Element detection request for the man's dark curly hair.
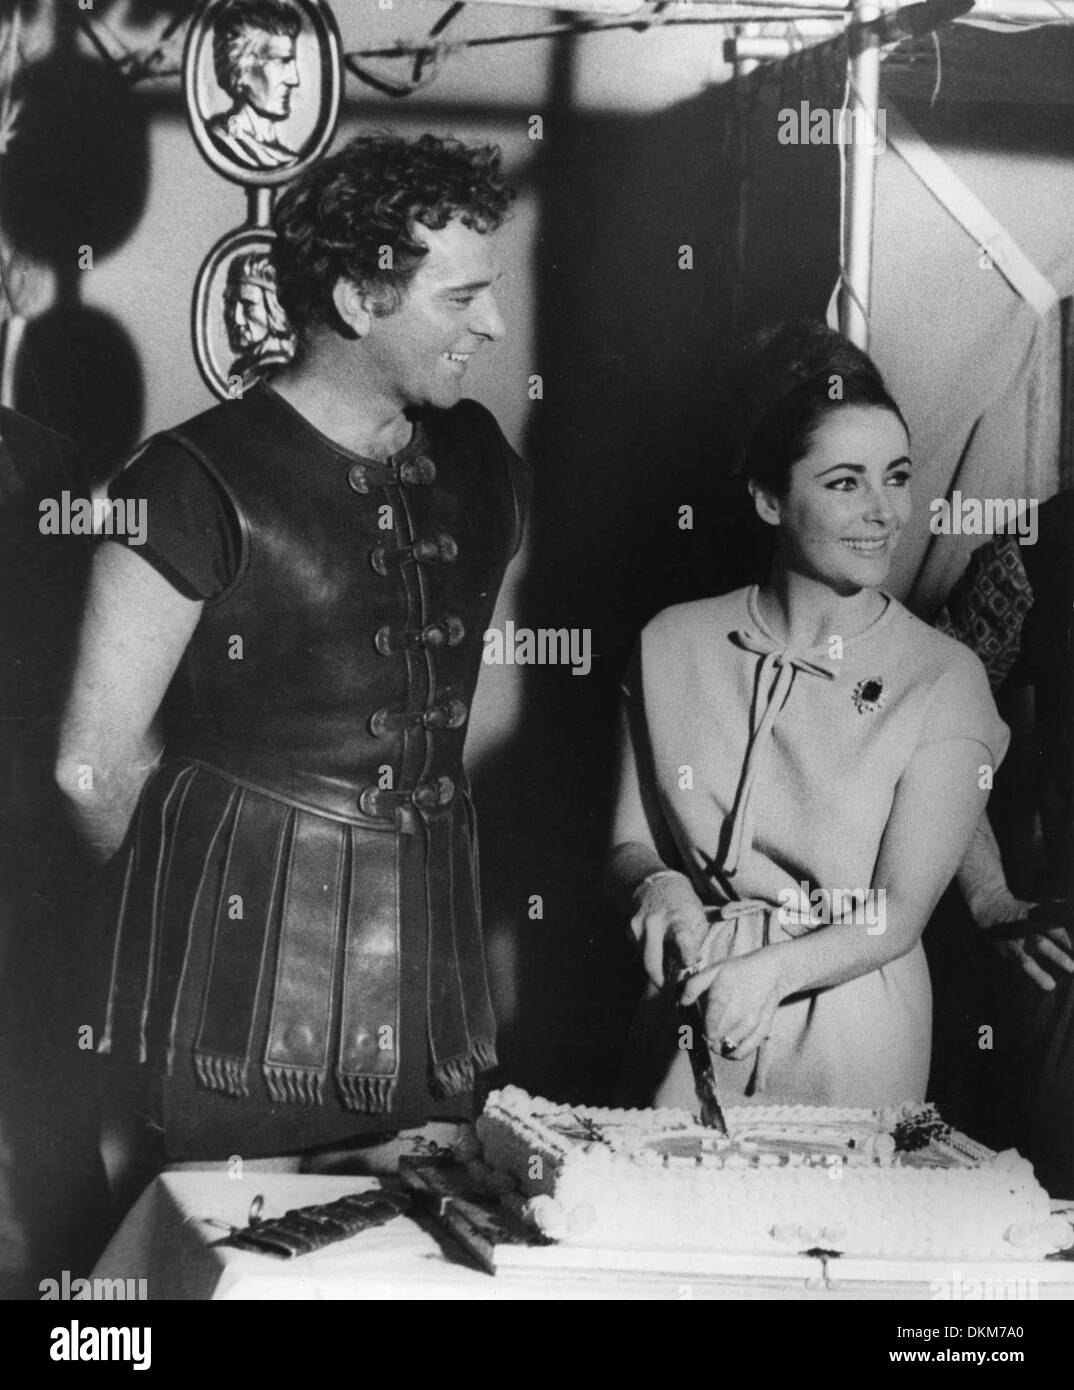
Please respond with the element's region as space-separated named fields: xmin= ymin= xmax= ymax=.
xmin=271 ymin=132 xmax=515 ymax=340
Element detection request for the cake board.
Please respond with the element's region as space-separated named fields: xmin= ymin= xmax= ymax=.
xmin=400 ymin=1157 xmax=824 ymax=1286
xmin=400 ymin=1160 xmax=1074 ymax=1296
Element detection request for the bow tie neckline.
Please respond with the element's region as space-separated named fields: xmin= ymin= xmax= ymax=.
xmin=716 ymin=588 xmax=893 ymax=881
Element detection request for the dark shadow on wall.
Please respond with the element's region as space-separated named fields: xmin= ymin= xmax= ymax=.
xmin=0 ymin=10 xmax=152 ymax=1294
xmin=474 ymin=69 xmax=841 ymax=1105
xmin=0 ymin=410 xmax=110 ymax=1299
xmin=2 ymin=23 xmax=149 ymax=480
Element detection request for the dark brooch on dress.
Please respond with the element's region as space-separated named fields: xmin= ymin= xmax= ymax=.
xmin=852 ymin=676 xmax=885 ymax=714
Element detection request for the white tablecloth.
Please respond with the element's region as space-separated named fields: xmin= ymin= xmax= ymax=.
xmin=92 ymin=1172 xmax=1074 ymax=1300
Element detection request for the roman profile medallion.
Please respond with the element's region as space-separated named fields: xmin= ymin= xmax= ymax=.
xmin=852 ymin=676 xmax=885 ymax=715
xmin=183 ymin=0 xmax=343 ymax=188
xmin=193 ymin=226 xmax=297 ymax=400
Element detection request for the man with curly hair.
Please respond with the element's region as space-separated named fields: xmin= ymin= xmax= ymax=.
xmin=206 ymin=0 xmax=302 ymax=172
xmin=57 ymin=133 xmax=527 ymax=1168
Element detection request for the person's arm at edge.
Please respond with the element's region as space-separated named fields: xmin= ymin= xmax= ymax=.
xmin=957 ymin=811 xmax=1074 ymax=990
xmin=55 ymin=542 xmax=203 ymax=864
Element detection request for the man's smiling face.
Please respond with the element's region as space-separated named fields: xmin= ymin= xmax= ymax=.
xmin=358 ymin=218 xmax=506 ymax=412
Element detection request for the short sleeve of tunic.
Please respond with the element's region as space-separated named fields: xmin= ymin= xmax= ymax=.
xmin=105 ymin=437 xmax=241 ymax=601
xmin=915 ymin=641 xmax=1010 ymax=769
xmin=458 ymin=400 xmax=531 ymax=557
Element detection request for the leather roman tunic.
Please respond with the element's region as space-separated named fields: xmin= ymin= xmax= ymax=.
xmin=100 ymin=383 xmax=526 ymax=1117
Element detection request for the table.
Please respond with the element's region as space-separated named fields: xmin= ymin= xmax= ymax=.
xmin=92 ymin=1172 xmax=1074 ymax=1300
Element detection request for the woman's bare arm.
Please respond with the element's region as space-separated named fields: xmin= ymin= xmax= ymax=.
xmin=606 ymin=709 xmax=672 ymax=906
xmin=769 ymin=738 xmax=989 ymax=991
xmin=607 ymin=704 xmax=708 ymax=985
xmin=683 ymin=738 xmax=991 ymax=1051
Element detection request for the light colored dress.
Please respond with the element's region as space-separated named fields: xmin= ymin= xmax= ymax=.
xmin=619 ymin=585 xmax=1009 ymax=1111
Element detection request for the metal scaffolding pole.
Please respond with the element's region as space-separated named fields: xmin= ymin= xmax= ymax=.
xmin=839 ymin=0 xmax=883 ymax=347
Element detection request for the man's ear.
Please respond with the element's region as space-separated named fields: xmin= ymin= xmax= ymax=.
xmin=332 ymin=279 xmax=376 ymax=338
xmin=748 ymin=477 xmax=782 ymax=528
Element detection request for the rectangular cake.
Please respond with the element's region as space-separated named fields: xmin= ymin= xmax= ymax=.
xmin=466 ymin=1086 xmax=1072 ymax=1262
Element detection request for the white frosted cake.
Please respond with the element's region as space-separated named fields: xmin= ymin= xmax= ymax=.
xmin=467 ymin=1087 xmax=1072 ymax=1262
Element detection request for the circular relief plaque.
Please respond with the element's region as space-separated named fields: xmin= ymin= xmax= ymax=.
xmin=192 ymin=224 xmax=297 ymax=401
xmin=183 ymin=0 xmax=342 ymax=188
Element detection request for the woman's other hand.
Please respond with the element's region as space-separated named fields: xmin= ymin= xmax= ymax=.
xmin=629 ymin=872 xmax=709 ymax=990
xmin=680 ymin=948 xmax=786 ymax=1067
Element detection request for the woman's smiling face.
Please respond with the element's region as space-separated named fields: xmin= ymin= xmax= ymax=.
xmin=754 ymin=404 xmax=913 ymax=594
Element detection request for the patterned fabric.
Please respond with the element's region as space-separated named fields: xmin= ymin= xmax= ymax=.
xmin=933 ymin=532 xmax=1034 ymax=692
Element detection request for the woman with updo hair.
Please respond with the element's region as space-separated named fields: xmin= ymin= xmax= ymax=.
xmin=609 ymin=321 xmax=1009 ymax=1110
